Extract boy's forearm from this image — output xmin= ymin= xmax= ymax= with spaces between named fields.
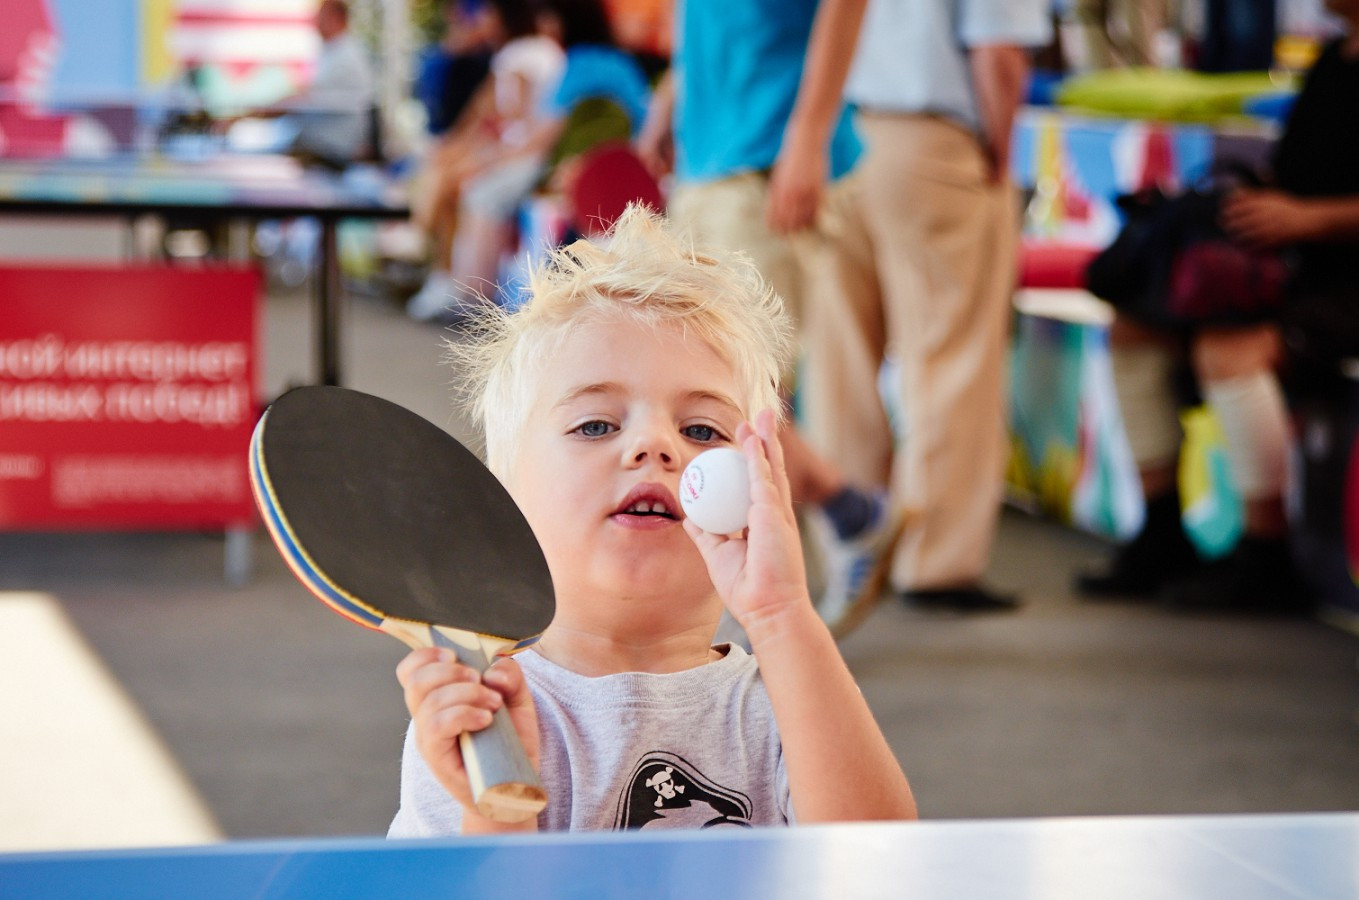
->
xmin=745 ymin=602 xmax=918 ymax=823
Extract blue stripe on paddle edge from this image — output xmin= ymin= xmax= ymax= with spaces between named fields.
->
xmin=249 ymin=414 xmax=384 ymax=629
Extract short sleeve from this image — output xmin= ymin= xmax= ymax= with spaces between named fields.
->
xmin=777 ymin=742 xmax=794 ymax=824
xmin=387 ymin=720 xmax=464 ymax=838
xmin=958 ymin=0 xmax=1053 ymax=48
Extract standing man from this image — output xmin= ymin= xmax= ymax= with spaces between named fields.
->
xmin=637 ymin=0 xmax=906 ymax=632
xmin=799 ymin=1 xmax=1051 ymax=611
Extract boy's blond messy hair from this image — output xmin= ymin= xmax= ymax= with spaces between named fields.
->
xmin=451 ymin=203 xmax=794 ymax=479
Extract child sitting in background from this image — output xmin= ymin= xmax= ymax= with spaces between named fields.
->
xmin=388 ymin=205 xmax=916 ymax=833
xmin=407 ymin=0 xmax=652 ymax=323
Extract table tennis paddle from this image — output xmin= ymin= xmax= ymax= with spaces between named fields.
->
xmin=249 ymin=385 xmax=555 ymax=824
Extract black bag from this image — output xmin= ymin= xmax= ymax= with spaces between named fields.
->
xmin=1085 ymin=166 xmax=1290 ymax=329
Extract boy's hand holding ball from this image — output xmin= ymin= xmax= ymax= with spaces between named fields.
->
xmin=680 ymin=447 xmax=751 ymax=535
xmin=682 ymin=411 xmax=809 ymax=632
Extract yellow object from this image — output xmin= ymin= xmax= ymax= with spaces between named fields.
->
xmin=1056 ymin=68 xmax=1296 ymax=123
xmin=1178 ymin=405 xmax=1244 ymax=559
xmin=1027 ymin=114 xmax=1067 ymax=239
xmin=1275 ymin=35 xmax=1322 ymax=73
xmin=1179 ymin=406 xmax=1222 ymax=508
xmin=141 ymin=0 xmax=177 ymax=86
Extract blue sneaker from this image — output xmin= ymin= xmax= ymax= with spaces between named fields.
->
xmin=808 ymin=495 xmax=908 ymax=639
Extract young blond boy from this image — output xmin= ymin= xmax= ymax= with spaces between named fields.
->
xmin=388 ymin=206 xmax=915 ymax=835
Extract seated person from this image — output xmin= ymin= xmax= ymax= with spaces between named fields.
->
xmin=406 ymin=0 xmax=566 ymax=319
xmin=415 ymin=0 xmax=496 ymax=139
xmin=407 ymin=0 xmax=651 ymax=322
xmin=235 ymin=0 xmax=375 ymax=169
xmin=387 ymin=205 xmax=916 ymax=834
xmin=1078 ymin=4 xmax=1359 ymax=613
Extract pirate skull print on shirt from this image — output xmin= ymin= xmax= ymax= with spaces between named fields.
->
xmin=613 ymin=751 xmax=753 ymax=829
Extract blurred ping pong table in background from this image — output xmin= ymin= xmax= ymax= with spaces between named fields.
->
xmin=0 ymin=152 xmax=409 ymax=388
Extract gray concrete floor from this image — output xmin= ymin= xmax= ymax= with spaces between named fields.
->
xmin=2 ymin=282 xmax=1357 ymax=842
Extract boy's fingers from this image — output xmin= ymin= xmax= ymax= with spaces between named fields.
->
xmin=423 ymin=679 xmax=504 ymax=716
xmin=395 ymin=646 xmax=449 ymax=687
xmin=422 ymin=696 xmax=495 ymax=740
xmin=417 ymin=681 xmax=505 ymax=746
xmin=742 ymin=430 xmax=779 ymax=509
xmin=756 ymin=409 xmax=794 ymax=510
xmin=407 ymin=656 xmax=481 ymax=694
xmin=482 ymin=658 xmax=525 ymax=701
xmin=483 ymin=659 xmax=541 ymax=764
xmin=683 ymin=516 xmax=728 ymax=549
xmin=399 ymin=652 xmax=481 ymax=717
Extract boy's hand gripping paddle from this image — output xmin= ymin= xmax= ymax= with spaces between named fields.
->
xmin=249 ymin=386 xmax=555 ymax=824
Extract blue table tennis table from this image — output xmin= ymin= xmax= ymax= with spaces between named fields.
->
xmin=1 ymin=812 xmax=1355 ymax=899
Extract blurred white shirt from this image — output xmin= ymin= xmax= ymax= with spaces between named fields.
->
xmin=292 ymin=31 xmax=375 ymax=164
xmin=846 ymin=0 xmax=1051 ymax=136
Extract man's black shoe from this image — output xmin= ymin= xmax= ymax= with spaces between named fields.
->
xmin=900 ymin=585 xmax=1021 ymax=613
xmin=1162 ymin=537 xmax=1314 ymax=616
xmin=1076 ymin=489 xmax=1201 ymax=599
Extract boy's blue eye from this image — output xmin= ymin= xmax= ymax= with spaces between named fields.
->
xmin=577 ymin=420 xmax=613 ymax=437
xmin=682 ymin=424 xmax=720 ymax=442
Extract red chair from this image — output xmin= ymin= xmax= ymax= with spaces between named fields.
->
xmin=567 ymin=141 xmax=664 ymax=237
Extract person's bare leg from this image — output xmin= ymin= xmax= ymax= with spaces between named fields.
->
xmin=432 ymin=188 xmax=459 ymax=273
xmin=1166 ymin=324 xmax=1307 ymax=613
xmin=407 ymin=170 xmax=466 ymax=321
xmin=449 ymin=211 xmax=512 ymax=303
xmin=779 ymin=419 xmax=844 ymax=506
xmin=1137 ymin=462 xmax=1176 ymax=498
xmin=1076 ymin=314 xmax=1200 ymax=597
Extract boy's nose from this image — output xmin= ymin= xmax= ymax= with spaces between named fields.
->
xmin=632 ymin=448 xmax=673 ymax=466
xmin=624 ymin=425 xmax=679 ymax=469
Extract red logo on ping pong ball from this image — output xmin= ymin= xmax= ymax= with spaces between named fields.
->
xmin=681 ymin=464 xmax=704 ymax=503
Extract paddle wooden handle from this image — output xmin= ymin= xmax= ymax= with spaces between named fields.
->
xmin=429 ymin=630 xmax=547 ymax=824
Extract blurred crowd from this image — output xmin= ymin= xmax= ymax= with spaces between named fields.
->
xmin=386 ymin=0 xmax=1359 ymax=627
xmin=6 ymin=0 xmax=1353 ymax=626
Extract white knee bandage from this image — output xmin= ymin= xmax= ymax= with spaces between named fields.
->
xmin=1202 ymin=371 xmax=1289 ymax=499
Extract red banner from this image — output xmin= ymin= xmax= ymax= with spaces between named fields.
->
xmin=0 ymin=265 xmax=259 ymax=529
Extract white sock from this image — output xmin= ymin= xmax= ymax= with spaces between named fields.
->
xmin=1110 ymin=342 xmax=1183 ymax=471
xmin=1202 ymin=371 xmax=1289 ymax=499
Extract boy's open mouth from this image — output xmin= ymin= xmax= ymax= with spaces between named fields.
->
xmin=622 ymin=500 xmax=675 ymax=518
xmin=612 ymin=484 xmax=680 ymax=521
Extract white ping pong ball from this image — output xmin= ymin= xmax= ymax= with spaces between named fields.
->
xmin=680 ymin=447 xmax=751 ymax=534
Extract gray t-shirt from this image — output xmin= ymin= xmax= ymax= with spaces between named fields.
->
xmin=387 ymin=644 xmax=792 ymax=834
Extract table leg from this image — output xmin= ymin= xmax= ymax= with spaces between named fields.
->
xmin=315 ymin=217 xmax=342 ymax=386
xmin=224 ymin=527 xmax=253 ymax=587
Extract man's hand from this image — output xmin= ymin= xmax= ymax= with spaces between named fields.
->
xmin=636 ymin=72 xmax=675 ymax=180
xmin=969 ymin=45 xmax=1029 ymax=185
xmin=1222 ymin=189 xmax=1322 ymax=249
xmin=765 ymin=140 xmax=827 ymax=234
